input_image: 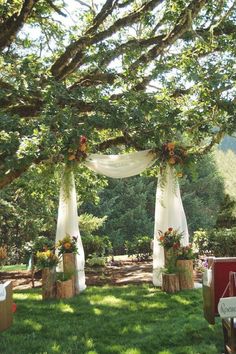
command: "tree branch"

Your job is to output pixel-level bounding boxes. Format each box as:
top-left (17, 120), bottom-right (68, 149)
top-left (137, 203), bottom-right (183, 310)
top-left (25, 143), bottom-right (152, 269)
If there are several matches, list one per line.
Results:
top-left (51, 0), bottom-right (163, 80)
top-left (0, 0), bottom-right (38, 51)
top-left (129, 0), bottom-right (207, 71)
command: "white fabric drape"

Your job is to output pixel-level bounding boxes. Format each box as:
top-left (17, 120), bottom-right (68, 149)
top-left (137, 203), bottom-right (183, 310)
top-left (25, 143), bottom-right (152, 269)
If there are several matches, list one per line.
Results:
top-left (56, 168), bottom-right (86, 293)
top-left (153, 165), bottom-right (189, 286)
top-left (84, 150), bottom-right (156, 178)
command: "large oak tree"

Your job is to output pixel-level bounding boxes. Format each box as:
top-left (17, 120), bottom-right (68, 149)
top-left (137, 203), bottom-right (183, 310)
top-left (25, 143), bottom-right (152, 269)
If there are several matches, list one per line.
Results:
top-left (0, 0), bottom-right (235, 189)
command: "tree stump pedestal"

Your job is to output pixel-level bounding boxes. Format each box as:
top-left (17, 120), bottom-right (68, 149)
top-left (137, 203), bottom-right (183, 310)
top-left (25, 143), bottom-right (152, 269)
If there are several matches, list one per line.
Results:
top-left (177, 260), bottom-right (194, 290)
top-left (56, 279), bottom-right (74, 299)
top-left (63, 253), bottom-right (76, 295)
top-left (162, 273), bottom-right (180, 293)
top-left (42, 267), bottom-right (56, 300)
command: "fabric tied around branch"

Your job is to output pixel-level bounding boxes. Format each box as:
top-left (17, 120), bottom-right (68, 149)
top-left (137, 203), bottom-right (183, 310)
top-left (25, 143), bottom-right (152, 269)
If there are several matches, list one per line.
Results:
top-left (56, 168), bottom-right (86, 293)
top-left (153, 165), bottom-right (189, 286)
top-left (84, 150), bottom-right (157, 178)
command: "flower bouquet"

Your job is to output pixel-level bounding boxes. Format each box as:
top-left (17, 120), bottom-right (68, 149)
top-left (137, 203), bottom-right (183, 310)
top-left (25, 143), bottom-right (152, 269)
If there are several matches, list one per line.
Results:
top-left (176, 244), bottom-right (194, 260)
top-left (36, 250), bottom-right (59, 269)
top-left (158, 227), bottom-right (182, 250)
top-left (57, 235), bottom-right (78, 256)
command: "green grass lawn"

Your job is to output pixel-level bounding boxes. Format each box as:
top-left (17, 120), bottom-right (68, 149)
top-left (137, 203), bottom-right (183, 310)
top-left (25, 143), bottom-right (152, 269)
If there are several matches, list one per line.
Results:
top-left (0, 285), bottom-right (223, 354)
top-left (1, 264), bottom-right (27, 272)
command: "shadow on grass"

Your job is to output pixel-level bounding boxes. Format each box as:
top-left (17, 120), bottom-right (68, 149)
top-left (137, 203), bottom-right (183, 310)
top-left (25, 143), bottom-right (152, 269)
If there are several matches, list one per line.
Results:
top-left (0, 285), bottom-right (223, 354)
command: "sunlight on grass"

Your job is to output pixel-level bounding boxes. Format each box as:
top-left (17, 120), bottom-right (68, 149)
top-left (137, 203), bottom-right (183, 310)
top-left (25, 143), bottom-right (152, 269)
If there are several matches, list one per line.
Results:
top-left (171, 294), bottom-right (192, 305)
top-left (121, 323), bottom-right (143, 335)
top-left (14, 292), bottom-right (41, 301)
top-left (23, 319), bottom-right (42, 331)
top-left (93, 307), bottom-right (102, 315)
top-left (51, 342), bottom-right (61, 352)
top-left (1, 286), bottom-right (223, 354)
top-left (91, 295), bottom-right (129, 308)
top-left (85, 337), bottom-right (95, 349)
top-left (56, 303), bottom-right (74, 313)
top-left (123, 348), bottom-right (141, 354)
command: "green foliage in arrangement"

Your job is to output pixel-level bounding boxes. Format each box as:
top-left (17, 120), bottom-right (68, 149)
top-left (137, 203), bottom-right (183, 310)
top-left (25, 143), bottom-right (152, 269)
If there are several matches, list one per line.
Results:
top-left (125, 235), bottom-right (152, 261)
top-left (193, 228), bottom-right (236, 257)
top-left (0, 287), bottom-right (223, 354)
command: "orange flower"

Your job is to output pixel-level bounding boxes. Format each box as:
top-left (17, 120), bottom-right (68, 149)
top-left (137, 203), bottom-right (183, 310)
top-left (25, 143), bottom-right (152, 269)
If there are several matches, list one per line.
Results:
top-left (64, 242), bottom-right (71, 249)
top-left (68, 154), bottom-right (76, 161)
top-left (167, 142), bottom-right (175, 151)
top-left (168, 157), bottom-right (176, 165)
top-left (176, 172), bottom-right (183, 178)
top-left (159, 236), bottom-right (164, 241)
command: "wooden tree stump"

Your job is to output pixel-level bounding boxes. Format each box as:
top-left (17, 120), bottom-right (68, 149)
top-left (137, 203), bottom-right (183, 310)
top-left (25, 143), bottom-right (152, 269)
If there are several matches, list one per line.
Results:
top-left (56, 279), bottom-right (73, 299)
top-left (0, 281), bottom-right (13, 332)
top-left (63, 253), bottom-right (76, 295)
top-left (162, 273), bottom-right (180, 293)
top-left (177, 260), bottom-right (194, 290)
top-left (42, 267), bottom-right (56, 300)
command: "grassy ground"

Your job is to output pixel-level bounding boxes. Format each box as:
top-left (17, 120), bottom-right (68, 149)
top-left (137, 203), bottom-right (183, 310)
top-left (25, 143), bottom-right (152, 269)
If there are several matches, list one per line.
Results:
top-left (0, 285), bottom-right (223, 354)
top-left (1, 264), bottom-right (27, 272)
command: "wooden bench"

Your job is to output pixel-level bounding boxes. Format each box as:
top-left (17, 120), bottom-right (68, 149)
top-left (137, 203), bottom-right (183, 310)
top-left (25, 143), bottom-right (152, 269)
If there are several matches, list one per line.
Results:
top-left (0, 281), bottom-right (13, 332)
top-left (202, 258), bottom-right (236, 353)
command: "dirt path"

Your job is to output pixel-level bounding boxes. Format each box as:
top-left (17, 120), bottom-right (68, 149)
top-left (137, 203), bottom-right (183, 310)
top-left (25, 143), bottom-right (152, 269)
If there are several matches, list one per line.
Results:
top-left (0, 261), bottom-right (152, 290)
top-left (0, 260), bottom-right (202, 290)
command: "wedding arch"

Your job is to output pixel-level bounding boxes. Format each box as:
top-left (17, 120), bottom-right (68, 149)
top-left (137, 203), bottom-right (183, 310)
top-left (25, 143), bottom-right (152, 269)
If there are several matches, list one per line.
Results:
top-left (56, 147), bottom-right (189, 293)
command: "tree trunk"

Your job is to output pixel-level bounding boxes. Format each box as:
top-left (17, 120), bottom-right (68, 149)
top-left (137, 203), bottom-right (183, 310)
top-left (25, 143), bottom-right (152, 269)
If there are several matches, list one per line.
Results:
top-left (63, 253), bottom-right (76, 295)
top-left (42, 267), bottom-right (56, 300)
top-left (177, 260), bottom-right (194, 290)
top-left (162, 273), bottom-right (180, 293)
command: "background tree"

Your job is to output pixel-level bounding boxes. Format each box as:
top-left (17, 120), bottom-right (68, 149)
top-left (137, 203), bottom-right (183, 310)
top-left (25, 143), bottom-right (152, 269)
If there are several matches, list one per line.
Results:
top-left (0, 0), bottom-right (236, 190)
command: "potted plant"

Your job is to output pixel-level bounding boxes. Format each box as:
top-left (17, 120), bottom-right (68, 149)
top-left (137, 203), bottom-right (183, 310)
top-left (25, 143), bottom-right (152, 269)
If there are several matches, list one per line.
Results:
top-left (176, 244), bottom-right (195, 290)
top-left (57, 235), bottom-right (78, 295)
top-left (36, 250), bottom-right (59, 300)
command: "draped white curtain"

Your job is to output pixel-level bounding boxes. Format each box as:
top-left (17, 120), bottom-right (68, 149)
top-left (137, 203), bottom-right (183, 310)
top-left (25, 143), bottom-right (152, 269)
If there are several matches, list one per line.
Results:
top-left (56, 169), bottom-right (86, 293)
top-left (84, 150), bottom-right (156, 178)
top-left (153, 165), bottom-right (189, 286)
top-left (55, 150), bottom-right (189, 291)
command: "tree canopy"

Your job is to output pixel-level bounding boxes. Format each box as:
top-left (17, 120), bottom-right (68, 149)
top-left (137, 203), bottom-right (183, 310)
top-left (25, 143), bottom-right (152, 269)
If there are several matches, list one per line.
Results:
top-left (0, 0), bottom-right (236, 189)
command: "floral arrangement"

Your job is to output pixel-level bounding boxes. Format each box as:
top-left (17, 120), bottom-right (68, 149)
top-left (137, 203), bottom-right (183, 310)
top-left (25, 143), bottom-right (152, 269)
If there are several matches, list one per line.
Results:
top-left (57, 235), bottom-right (78, 256)
top-left (36, 250), bottom-right (59, 269)
top-left (176, 244), bottom-right (194, 260)
top-left (68, 135), bottom-right (88, 162)
top-left (160, 142), bottom-right (188, 169)
top-left (158, 228), bottom-right (182, 249)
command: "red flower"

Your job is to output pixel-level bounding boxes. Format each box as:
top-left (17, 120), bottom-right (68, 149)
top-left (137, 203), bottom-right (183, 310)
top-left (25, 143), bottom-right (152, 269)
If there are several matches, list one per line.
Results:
top-left (12, 303), bottom-right (17, 313)
top-left (168, 227), bottom-right (173, 232)
top-left (80, 135), bottom-right (87, 144)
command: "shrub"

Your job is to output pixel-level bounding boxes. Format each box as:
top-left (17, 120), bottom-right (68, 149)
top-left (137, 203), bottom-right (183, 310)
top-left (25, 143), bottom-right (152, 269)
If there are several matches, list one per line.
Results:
top-left (86, 254), bottom-right (107, 267)
top-left (193, 228), bottom-right (236, 257)
top-left (82, 235), bottom-right (113, 259)
top-left (125, 236), bottom-right (152, 261)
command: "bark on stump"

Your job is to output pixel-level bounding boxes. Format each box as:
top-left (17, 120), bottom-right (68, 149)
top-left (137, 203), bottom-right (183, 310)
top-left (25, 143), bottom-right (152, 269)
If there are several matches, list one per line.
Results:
top-left (63, 253), bottom-right (76, 295)
top-left (177, 260), bottom-right (194, 290)
top-left (162, 273), bottom-right (180, 293)
top-left (56, 279), bottom-right (74, 299)
top-left (42, 267), bottom-right (56, 300)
